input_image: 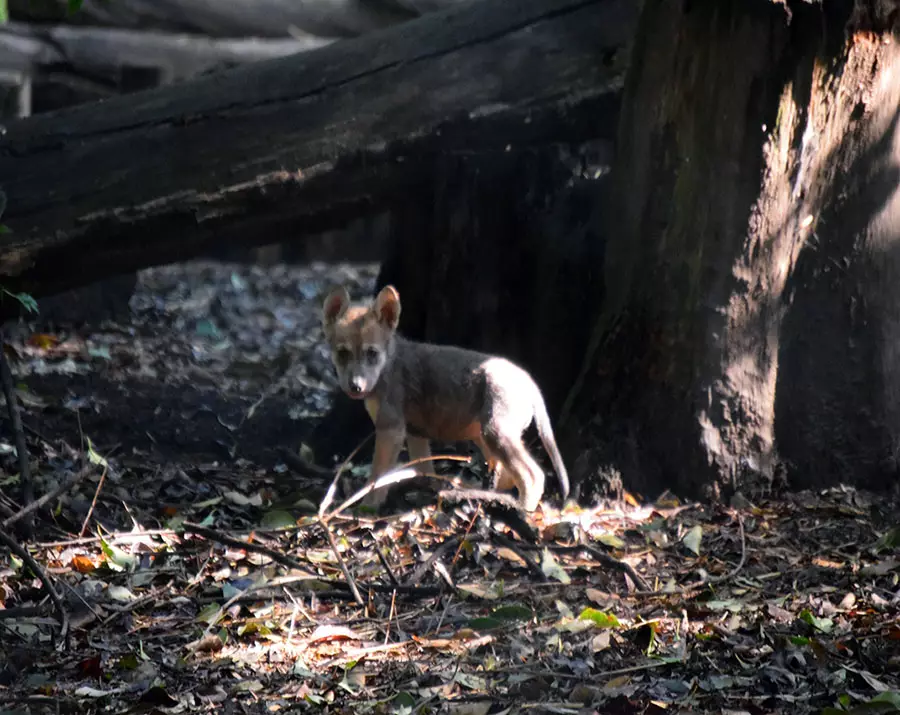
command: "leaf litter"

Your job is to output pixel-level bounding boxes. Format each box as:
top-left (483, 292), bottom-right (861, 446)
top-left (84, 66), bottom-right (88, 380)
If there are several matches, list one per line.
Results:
top-left (0, 261), bottom-right (899, 714)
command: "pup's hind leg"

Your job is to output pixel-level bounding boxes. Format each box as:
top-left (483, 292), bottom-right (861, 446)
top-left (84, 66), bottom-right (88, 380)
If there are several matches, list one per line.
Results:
top-left (474, 435), bottom-right (503, 488)
top-left (481, 428), bottom-right (546, 512)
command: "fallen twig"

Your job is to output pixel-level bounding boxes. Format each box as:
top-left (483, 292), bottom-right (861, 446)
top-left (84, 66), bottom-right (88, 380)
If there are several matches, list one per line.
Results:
top-left (490, 657), bottom-right (681, 680)
top-left (405, 537), bottom-right (461, 588)
top-left (0, 693), bottom-right (78, 710)
top-left (3, 464), bottom-right (94, 529)
top-left (199, 579), bottom-right (266, 640)
top-left (0, 500), bottom-right (16, 520)
top-left (318, 432), bottom-right (374, 518)
top-left (324, 458), bottom-right (470, 521)
top-left (320, 519), bottom-right (365, 606)
top-left (278, 446), bottom-right (335, 477)
top-left (631, 511), bottom-right (747, 597)
top-left (706, 512), bottom-right (747, 586)
top-left (370, 534), bottom-right (402, 589)
top-left (182, 522), bottom-right (318, 576)
top-left (492, 533), bottom-right (548, 582)
top-left (519, 541), bottom-right (650, 591)
top-left (78, 461), bottom-right (108, 537)
top-left (439, 487), bottom-right (538, 544)
top-left (0, 332), bottom-right (33, 536)
top-left (580, 544), bottom-right (651, 591)
top-left (0, 528), bottom-right (68, 645)
top-left (0, 605), bottom-right (42, 619)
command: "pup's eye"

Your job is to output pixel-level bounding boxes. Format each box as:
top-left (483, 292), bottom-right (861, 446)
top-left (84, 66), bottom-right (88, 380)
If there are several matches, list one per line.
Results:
top-left (364, 347), bottom-right (379, 364)
top-left (336, 348), bottom-right (352, 363)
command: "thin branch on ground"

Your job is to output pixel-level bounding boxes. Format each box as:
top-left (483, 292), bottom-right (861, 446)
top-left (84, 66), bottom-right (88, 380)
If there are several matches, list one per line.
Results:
top-left (529, 542), bottom-right (652, 591)
top-left (182, 522), bottom-right (318, 576)
top-left (0, 528), bottom-right (68, 645)
top-left (199, 581), bottom-right (264, 640)
top-left (492, 533), bottom-right (548, 582)
top-left (490, 658), bottom-right (680, 680)
top-left (706, 512), bottom-right (747, 586)
top-left (3, 464), bottom-right (94, 529)
top-left (370, 535), bottom-right (402, 589)
top-left (318, 431), bottom-right (374, 518)
top-left (0, 605), bottom-right (43, 619)
top-left (0, 500), bottom-right (15, 520)
top-left (320, 519), bottom-right (365, 606)
top-left (324, 457), bottom-right (470, 521)
top-left (0, 332), bottom-right (33, 536)
top-left (632, 511), bottom-right (748, 598)
top-left (78, 462), bottom-right (108, 537)
top-left (405, 537), bottom-right (462, 588)
top-left (579, 544), bottom-right (651, 591)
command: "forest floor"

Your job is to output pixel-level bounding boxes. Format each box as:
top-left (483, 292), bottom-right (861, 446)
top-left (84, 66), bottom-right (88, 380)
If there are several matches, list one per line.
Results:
top-left (1, 260), bottom-right (900, 715)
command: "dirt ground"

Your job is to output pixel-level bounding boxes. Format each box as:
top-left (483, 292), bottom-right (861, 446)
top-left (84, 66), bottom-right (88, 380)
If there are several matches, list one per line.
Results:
top-left (2, 260), bottom-right (900, 715)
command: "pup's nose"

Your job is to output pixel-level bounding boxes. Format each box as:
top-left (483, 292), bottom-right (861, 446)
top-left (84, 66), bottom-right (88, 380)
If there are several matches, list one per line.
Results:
top-left (348, 378), bottom-right (365, 395)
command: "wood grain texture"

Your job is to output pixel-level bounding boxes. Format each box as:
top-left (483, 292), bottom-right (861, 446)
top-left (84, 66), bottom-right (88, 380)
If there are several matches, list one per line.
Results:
top-left (0, 0), bottom-right (636, 297)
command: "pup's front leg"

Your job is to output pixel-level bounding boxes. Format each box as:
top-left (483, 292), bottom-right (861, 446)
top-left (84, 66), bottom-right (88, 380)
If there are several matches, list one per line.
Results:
top-left (362, 426), bottom-right (405, 508)
top-left (406, 435), bottom-right (432, 475)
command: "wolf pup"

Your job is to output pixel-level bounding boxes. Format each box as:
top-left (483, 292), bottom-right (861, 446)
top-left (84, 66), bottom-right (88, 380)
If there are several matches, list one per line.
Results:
top-left (321, 285), bottom-right (569, 512)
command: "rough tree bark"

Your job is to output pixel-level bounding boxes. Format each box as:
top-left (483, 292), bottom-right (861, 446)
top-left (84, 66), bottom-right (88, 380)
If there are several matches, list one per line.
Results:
top-left (559, 0), bottom-right (900, 500)
top-left (0, 0), bottom-right (634, 300)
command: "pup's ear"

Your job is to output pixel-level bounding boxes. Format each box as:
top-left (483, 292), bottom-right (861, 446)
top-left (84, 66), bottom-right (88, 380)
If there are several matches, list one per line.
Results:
top-left (374, 285), bottom-right (401, 330)
top-left (322, 286), bottom-right (350, 326)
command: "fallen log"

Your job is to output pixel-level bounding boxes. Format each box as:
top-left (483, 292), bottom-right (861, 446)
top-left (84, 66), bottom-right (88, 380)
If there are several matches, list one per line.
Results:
top-left (0, 22), bottom-right (331, 78)
top-left (12, 0), bottom-right (417, 39)
top-left (0, 0), bottom-right (635, 299)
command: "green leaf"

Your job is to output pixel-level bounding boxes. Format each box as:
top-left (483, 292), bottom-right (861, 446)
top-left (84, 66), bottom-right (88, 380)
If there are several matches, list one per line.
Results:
top-left (195, 603), bottom-right (222, 625)
top-left (0, 0), bottom-right (7, 24)
top-left (823, 691), bottom-right (900, 714)
top-left (393, 692), bottom-right (417, 710)
top-left (237, 621), bottom-right (273, 637)
top-left (0, 225), bottom-right (10, 234)
top-left (118, 654), bottom-right (140, 670)
top-left (4, 291), bottom-right (38, 314)
top-left (260, 509), bottom-right (296, 530)
top-left (490, 604), bottom-right (533, 621)
top-left (799, 609), bottom-right (834, 634)
top-left (577, 607), bottom-right (620, 628)
top-left (86, 437), bottom-right (108, 468)
top-left (99, 536), bottom-right (136, 571)
top-left (682, 525), bottom-right (703, 555)
top-left (871, 526), bottom-right (900, 554)
top-left (467, 617), bottom-right (506, 631)
top-left (870, 692), bottom-right (900, 708)
top-left (540, 548), bottom-right (571, 584)
top-left (598, 532), bottom-right (626, 549)
top-left (68, 0), bottom-right (84, 13)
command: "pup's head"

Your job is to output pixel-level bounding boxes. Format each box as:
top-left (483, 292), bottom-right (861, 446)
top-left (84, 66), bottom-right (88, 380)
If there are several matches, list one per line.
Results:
top-left (321, 285), bottom-right (401, 400)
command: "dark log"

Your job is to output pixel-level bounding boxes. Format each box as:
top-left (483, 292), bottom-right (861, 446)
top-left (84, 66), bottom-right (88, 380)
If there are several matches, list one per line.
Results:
top-left (0, 71), bottom-right (30, 119)
top-left (36, 272), bottom-right (138, 327)
top-left (12, 0), bottom-right (416, 39)
top-left (0, 0), bottom-right (634, 301)
top-left (0, 22), bottom-right (330, 79)
top-left (560, 0), bottom-right (900, 500)
top-left (209, 212), bottom-right (390, 266)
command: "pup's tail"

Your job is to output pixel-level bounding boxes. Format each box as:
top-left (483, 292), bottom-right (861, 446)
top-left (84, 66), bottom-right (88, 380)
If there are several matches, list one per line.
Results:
top-left (533, 395), bottom-right (570, 501)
